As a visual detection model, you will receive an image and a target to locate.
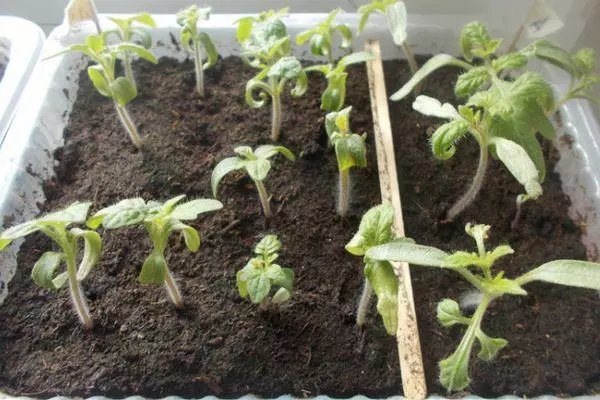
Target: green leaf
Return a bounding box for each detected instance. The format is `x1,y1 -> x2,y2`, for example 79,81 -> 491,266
70,228 -> 102,281
455,67 -> 490,97
572,48 -> 596,74
0,221 -> 40,242
390,54 -> 472,101
271,287 -> 292,304
334,133 -> 367,171
484,276 -> 527,295
40,202 -> 92,225
32,252 -> 65,290
357,3 -> 378,34
439,336 -> 474,392
254,145 -> 296,161
85,34 -> 104,54
0,238 -> 11,251
527,40 -> 577,76
309,34 -> 330,58
169,221 -> 200,252
335,24 -> 353,49
385,0 -> 407,46
244,265 -> 271,304
412,95 -> 460,120
211,157 -> 243,197
295,28 -> 314,45
245,78 -> 273,108
131,12 -> 156,27
117,43 -> 158,64
266,264 -> 294,292
345,203 -> 396,256
255,234 -> 281,256
321,72 -> 347,112
492,53 -> 528,72
485,245 -> 515,265
235,17 -> 254,43
338,51 -> 375,68
437,299 -> 470,327
365,260 -> 398,335
139,251 -> 167,284
366,240 -> 449,267
101,201 -> 147,229
268,56 -> 302,79
130,27 -> 153,49
87,198 -> 146,229
198,32 -> 218,70
243,158 -> 271,182
171,199 -> 223,220
491,137 -> 543,200
87,66 -> 111,97
460,22 -> 490,61
475,330 -> 508,361
110,77 -> 138,106
517,260 -> 600,290
430,120 -> 470,160
443,251 -> 481,269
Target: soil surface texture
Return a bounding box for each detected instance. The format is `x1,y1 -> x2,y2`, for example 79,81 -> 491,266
0,55 -> 598,398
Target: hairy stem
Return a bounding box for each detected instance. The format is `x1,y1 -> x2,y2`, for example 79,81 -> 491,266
338,168 -> 350,217
66,250 -> 94,329
402,42 -> 420,94
255,180 -> 272,218
271,83 -> 282,141
356,279 -> 373,327
114,103 -> 143,149
164,268 -> 184,308
194,40 -> 204,97
447,146 -> 489,221
124,53 -> 136,91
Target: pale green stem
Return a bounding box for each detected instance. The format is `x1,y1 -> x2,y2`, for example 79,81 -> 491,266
164,268 -> 184,308
124,53 -> 136,91
114,102 -> 143,149
402,42 -> 420,94
259,297 -> 270,311
255,180 -> 272,218
356,279 -> 373,327
66,248 -> 94,329
447,146 -> 489,221
511,197 -> 525,231
270,77 -> 282,141
194,40 -> 204,97
453,267 -> 487,294
338,168 -> 350,217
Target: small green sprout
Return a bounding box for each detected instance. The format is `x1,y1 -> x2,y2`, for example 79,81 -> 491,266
325,106 -> 367,217
366,221 -> 600,392
176,5 -> 218,98
246,56 -> 308,141
87,195 -> 222,308
305,51 -> 374,112
237,234 -> 294,311
345,203 -> 398,334
212,145 -> 295,218
389,22 -> 600,222
296,8 -> 353,64
0,202 -> 101,329
104,12 -> 156,90
357,0 -> 419,88
47,34 -> 157,149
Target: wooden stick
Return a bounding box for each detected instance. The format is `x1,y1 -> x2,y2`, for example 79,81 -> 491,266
365,39 -> 427,400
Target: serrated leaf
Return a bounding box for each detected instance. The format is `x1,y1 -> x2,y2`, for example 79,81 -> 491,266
517,260 -> 600,289
528,39 -> 577,76
32,252 -> 64,290
334,134 -> 367,171
484,275 -> 527,295
390,54 -> 472,101
70,228 -> 102,281
475,330 -> 508,360
365,260 -> 398,335
430,120 -> 470,160
439,337 -> 473,391
139,251 -> 167,284
211,157 -> 243,197
367,240 -> 449,267
460,22 -> 490,61
492,53 -> 528,72
255,234 -> 281,256
345,203 -> 396,256
455,67 -> 490,97
572,48 -> 596,73
485,245 -> 514,265
171,199 -> 223,220
443,251 -> 481,268
437,299 -> 470,327
413,95 -> 460,120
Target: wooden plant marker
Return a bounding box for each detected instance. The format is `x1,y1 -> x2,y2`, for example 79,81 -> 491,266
365,39 -> 427,400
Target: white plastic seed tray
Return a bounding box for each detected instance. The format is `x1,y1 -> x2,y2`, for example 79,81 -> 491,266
0,13 -> 599,400
0,16 -> 45,146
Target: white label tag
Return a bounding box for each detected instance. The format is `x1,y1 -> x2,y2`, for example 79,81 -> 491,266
525,0 -> 564,38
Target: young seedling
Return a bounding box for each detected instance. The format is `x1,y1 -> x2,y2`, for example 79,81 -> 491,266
345,203 -> 398,334
296,8 -> 353,64
47,34 -> 157,148
389,22 -> 600,222
357,0 -> 419,89
211,145 -> 295,218
0,202 -> 101,329
325,106 -> 367,217
237,234 -> 294,311
366,221 -> 600,392
246,56 -> 308,141
87,195 -> 222,308
176,5 -> 218,98
305,51 -> 374,112
104,13 -> 156,90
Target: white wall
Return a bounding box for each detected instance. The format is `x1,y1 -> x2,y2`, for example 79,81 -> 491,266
0,0 -> 595,52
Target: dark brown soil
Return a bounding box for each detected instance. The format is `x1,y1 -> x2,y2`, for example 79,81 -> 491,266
0,54 -> 598,398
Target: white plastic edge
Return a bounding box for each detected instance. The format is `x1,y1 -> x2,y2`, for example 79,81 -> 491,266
0,12 -> 599,400
0,16 -> 45,145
